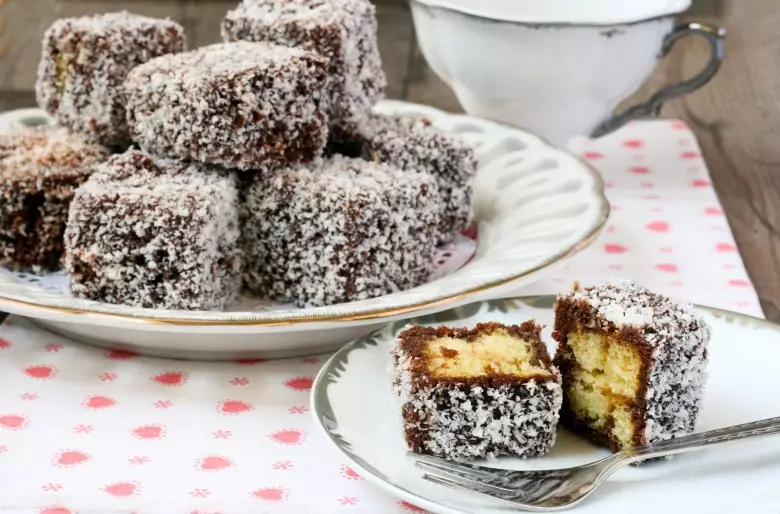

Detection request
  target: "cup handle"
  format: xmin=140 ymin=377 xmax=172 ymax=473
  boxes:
xmin=589 ymin=22 xmax=726 ymax=138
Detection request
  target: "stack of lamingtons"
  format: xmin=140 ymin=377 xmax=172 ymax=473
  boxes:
xmin=0 ymin=1 xmax=477 ymax=311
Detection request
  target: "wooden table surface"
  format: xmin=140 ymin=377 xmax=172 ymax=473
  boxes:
xmin=1 ymin=0 xmax=777 ymax=320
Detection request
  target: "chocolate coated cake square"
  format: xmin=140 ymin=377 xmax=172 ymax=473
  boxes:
xmin=125 ymin=41 xmax=329 ymax=170
xmin=65 ymin=150 xmax=242 ymax=310
xmin=0 ymin=126 xmax=108 ymax=272
xmin=36 ymin=11 xmax=186 ymax=146
xmin=241 ymin=154 xmax=441 ymax=307
xmin=329 ymin=114 xmax=476 ymax=244
xmin=392 ymin=322 xmax=563 ymax=460
xmin=553 ymin=282 xmax=711 ymax=452
xmin=221 ymin=0 xmax=385 ymax=129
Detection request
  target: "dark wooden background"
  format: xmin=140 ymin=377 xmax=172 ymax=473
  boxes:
xmin=1 ymin=0 xmax=778 ymax=320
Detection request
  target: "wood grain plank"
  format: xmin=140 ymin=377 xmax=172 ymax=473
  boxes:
xmin=181 ymin=0 xmax=234 ymax=48
xmin=688 ymin=0 xmax=725 ymax=16
xmin=375 ymin=2 xmax=414 ymax=99
xmin=404 ymin=35 xmax=461 ymax=112
xmin=52 ymin=0 xmax=183 ymax=18
xmin=0 ymin=89 xmax=34 ymax=111
xmin=0 ymin=0 xmax=57 ymax=89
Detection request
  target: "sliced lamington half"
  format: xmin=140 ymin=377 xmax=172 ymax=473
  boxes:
xmin=553 ymin=282 xmax=711 ymax=452
xmin=392 ymin=322 xmax=563 ymax=461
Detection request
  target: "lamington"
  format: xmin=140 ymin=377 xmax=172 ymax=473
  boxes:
xmin=0 ymin=126 xmax=108 ymax=271
xmin=241 ymin=154 xmax=441 ymax=307
xmin=553 ymin=282 xmax=711 ymax=452
xmin=35 ymin=11 xmax=186 ymax=147
xmin=392 ymin=322 xmax=563 ymax=461
xmin=329 ymin=114 xmax=477 ymax=244
xmin=221 ymin=0 xmax=385 ymax=128
xmin=125 ymin=41 xmax=329 ymax=170
xmin=65 ymin=150 xmax=242 ymax=311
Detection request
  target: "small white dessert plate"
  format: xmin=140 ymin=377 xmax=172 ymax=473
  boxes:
xmin=311 ymin=296 xmax=780 ymax=514
xmin=0 ymin=101 xmax=607 ymax=359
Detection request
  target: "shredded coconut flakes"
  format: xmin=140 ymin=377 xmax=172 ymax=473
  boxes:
xmin=222 ymin=0 xmax=385 ymax=128
xmin=35 ymin=11 xmax=186 ymax=146
xmin=242 ymin=154 xmax=441 ymax=307
xmin=65 ymin=150 xmax=242 ymax=311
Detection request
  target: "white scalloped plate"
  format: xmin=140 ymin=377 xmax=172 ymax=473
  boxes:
xmin=311 ymin=296 xmax=780 ymax=514
xmin=0 ymin=101 xmax=608 ymax=359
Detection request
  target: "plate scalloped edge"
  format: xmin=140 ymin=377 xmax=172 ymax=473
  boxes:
xmin=0 ymin=101 xmax=609 ymax=325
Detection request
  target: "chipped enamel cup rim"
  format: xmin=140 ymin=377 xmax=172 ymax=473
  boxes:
xmin=0 ymin=100 xmax=607 ymax=331
xmin=311 ymin=295 xmax=780 ymax=514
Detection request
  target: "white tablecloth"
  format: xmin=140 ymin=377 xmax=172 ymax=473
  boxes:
xmin=0 ymin=120 xmax=762 ymax=514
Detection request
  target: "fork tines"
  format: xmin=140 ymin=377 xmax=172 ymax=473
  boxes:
xmin=410 ymin=452 xmax=567 ymax=508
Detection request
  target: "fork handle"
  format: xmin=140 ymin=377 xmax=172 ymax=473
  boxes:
xmin=622 ymin=415 xmax=780 ymax=463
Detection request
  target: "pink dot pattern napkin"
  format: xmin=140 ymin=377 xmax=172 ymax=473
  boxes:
xmin=0 ymin=120 xmax=762 ymax=514
xmin=520 ymin=119 xmax=762 ymax=318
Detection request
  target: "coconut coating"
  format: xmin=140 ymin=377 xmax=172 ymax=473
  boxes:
xmin=241 ymin=154 xmax=441 ymax=307
xmin=35 ymin=11 xmax=186 ymax=147
xmin=553 ymin=282 xmax=711 ymax=450
xmin=125 ymin=41 xmax=329 ymax=170
xmin=329 ymin=114 xmax=476 ymax=244
xmin=222 ymin=0 xmax=385 ymax=129
xmin=65 ymin=150 xmax=242 ymax=311
xmin=392 ymin=323 xmax=563 ymax=460
xmin=0 ymin=126 xmax=109 ymax=272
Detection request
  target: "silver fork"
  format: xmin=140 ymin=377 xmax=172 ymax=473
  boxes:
xmin=414 ymin=415 xmax=780 ymax=511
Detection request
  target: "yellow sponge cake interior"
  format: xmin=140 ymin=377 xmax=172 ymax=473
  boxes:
xmin=565 ymin=331 xmax=644 ymax=448
xmin=423 ymin=328 xmax=555 ymax=379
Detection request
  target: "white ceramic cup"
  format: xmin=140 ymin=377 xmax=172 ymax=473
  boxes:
xmin=409 ymin=0 xmax=726 ymax=147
